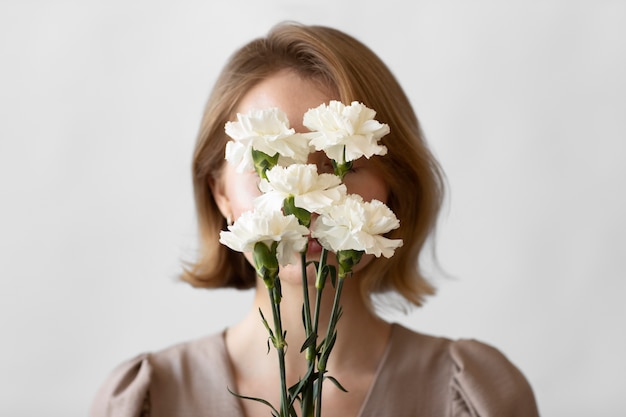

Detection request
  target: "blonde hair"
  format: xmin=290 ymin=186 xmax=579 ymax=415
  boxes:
xmin=183 ymin=22 xmax=445 ymax=308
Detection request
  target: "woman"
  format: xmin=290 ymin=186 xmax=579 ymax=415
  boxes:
xmin=91 ymin=23 xmax=539 ymax=417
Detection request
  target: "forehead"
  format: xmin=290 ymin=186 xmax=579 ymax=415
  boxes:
xmin=237 ymin=70 xmax=337 ymax=132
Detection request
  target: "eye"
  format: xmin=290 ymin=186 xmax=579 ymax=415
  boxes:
xmin=318 ymin=160 xmax=335 ymax=174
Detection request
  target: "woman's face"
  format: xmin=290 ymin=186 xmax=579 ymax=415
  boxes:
xmin=213 ymin=70 xmax=389 ymax=282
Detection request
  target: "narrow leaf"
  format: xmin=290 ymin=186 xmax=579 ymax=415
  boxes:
xmin=325 ymin=375 xmax=349 ymax=392
xmin=227 ymin=386 xmax=280 ymax=416
xmin=328 ymin=265 xmax=337 ymax=288
xmin=300 ymin=332 xmax=318 ymax=352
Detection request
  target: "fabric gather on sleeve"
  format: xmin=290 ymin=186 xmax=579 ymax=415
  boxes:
xmin=90 ymin=353 xmax=152 ymax=417
xmin=448 ymin=340 xmax=540 ymax=417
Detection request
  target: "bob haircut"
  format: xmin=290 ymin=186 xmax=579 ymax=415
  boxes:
xmin=183 ymin=22 xmax=445 ymax=309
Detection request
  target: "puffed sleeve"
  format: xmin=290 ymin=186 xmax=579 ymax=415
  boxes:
xmin=90 ymin=354 xmax=152 ymax=417
xmin=449 ymin=340 xmax=540 ymax=417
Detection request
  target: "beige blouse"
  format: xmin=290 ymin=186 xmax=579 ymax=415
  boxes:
xmin=90 ymin=324 xmax=539 ymax=417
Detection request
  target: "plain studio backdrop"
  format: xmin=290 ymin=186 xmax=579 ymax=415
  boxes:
xmin=1 ymin=1 xmax=625 ymax=416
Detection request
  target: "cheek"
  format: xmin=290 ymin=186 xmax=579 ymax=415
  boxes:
xmin=229 ymin=172 xmax=262 ymax=218
xmin=362 ymin=181 xmax=388 ymax=204
xmin=344 ymin=171 xmax=389 ymax=204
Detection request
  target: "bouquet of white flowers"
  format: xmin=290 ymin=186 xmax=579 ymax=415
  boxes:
xmin=219 ymin=101 xmax=402 ymax=417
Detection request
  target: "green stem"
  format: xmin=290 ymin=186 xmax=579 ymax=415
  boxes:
xmin=268 ymin=285 xmax=289 ymax=417
xmin=301 ymin=252 xmax=314 ymax=417
xmin=311 ymin=248 xmax=329 ymax=356
xmin=315 ymin=249 xmax=329 ymax=290
xmin=277 ymin=347 xmax=288 ymax=417
xmin=315 ymin=274 xmax=346 ymax=417
xmin=301 ymin=252 xmax=313 ymax=354
xmin=312 ymin=286 xmax=323 ymax=354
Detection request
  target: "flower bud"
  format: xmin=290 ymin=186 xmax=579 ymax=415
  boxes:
xmin=253 ymin=241 xmax=279 ymax=288
xmin=336 ymin=249 xmax=364 ymax=277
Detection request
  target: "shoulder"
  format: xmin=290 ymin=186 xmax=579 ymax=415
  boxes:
xmin=89 ymin=352 xmax=152 ymax=417
xmin=89 ymin=332 xmax=227 ymax=417
xmin=447 ymin=338 xmax=539 ymax=416
xmin=388 ymin=324 xmax=539 ymax=416
xmin=147 ymin=331 xmax=225 ymax=373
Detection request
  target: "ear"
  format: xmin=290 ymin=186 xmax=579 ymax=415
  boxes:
xmin=209 ymin=176 xmax=231 ymax=222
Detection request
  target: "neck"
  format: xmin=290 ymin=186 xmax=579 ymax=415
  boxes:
xmin=227 ymin=269 xmax=391 ymax=379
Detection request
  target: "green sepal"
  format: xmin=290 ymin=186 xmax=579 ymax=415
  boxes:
xmin=253 ymin=241 xmax=279 ymax=288
xmin=251 ymin=149 xmax=279 ymax=179
xmin=331 ymin=146 xmax=353 ymax=179
xmin=332 ymin=159 xmax=353 ymax=180
xmin=336 ymin=249 xmax=364 ymax=277
xmin=282 ymin=195 xmax=311 ymax=227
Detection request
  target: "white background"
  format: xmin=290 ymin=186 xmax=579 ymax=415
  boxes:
xmin=1 ymin=1 xmax=625 ymax=416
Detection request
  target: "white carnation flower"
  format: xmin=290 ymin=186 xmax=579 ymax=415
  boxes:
xmin=225 ymin=108 xmax=311 ymax=172
xmin=219 ymin=209 xmax=309 ymax=266
xmin=303 ymin=101 xmax=390 ymax=164
xmin=311 ymin=194 xmax=403 ymax=258
xmin=255 ymin=164 xmax=347 ymax=214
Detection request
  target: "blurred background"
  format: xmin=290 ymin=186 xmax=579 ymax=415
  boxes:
xmin=1 ymin=1 xmax=624 ymax=416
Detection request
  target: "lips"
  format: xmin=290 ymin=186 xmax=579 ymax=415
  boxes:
xmin=307 ymin=237 xmax=323 ymax=255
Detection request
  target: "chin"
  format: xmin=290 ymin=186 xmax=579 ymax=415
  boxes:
xmin=277 ymin=252 xmax=376 ymax=287
xmin=275 ymin=262 xmax=318 ymax=287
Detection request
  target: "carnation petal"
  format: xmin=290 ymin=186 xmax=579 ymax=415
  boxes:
xmin=302 ymin=101 xmax=390 ymax=164
xmin=255 ymin=164 xmax=346 ymax=214
xmin=310 ymin=194 xmax=402 ymax=257
xmin=224 ymin=108 xmax=311 ymax=171
xmin=219 ymin=209 xmax=308 ymax=266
